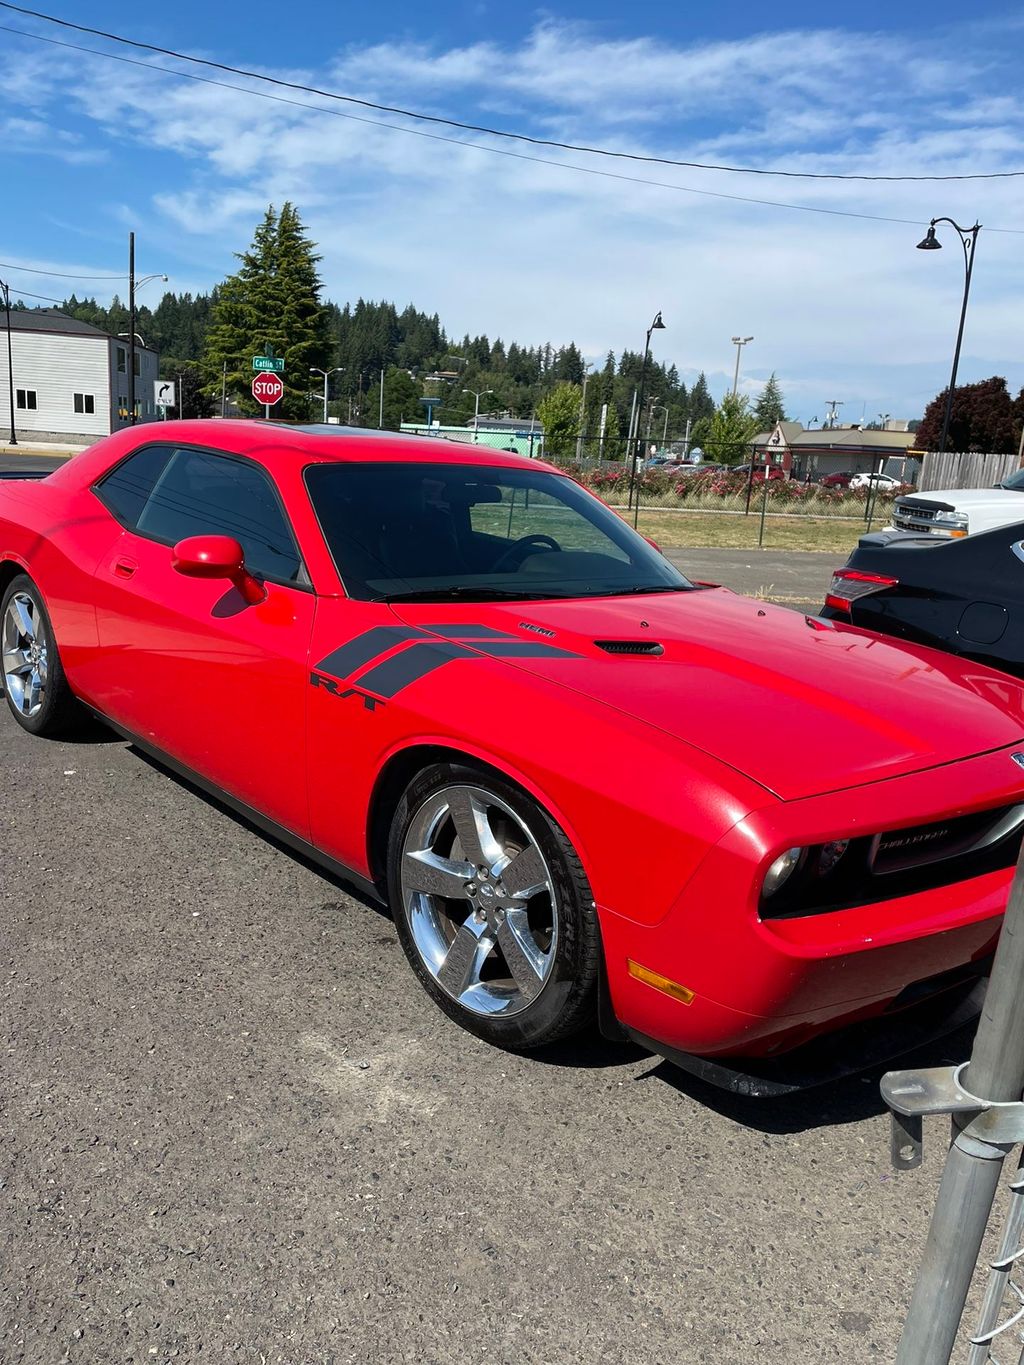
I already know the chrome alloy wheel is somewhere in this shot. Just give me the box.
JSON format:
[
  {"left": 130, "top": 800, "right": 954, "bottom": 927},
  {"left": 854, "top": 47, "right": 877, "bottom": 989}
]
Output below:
[
  {"left": 2, "top": 591, "right": 48, "bottom": 719},
  {"left": 399, "top": 784, "right": 558, "bottom": 1018}
]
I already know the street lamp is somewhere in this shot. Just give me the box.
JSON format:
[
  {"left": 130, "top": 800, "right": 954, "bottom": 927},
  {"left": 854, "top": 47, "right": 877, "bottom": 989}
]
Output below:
[
  {"left": 462, "top": 388, "right": 494, "bottom": 442},
  {"left": 310, "top": 367, "right": 344, "bottom": 423},
  {"left": 0, "top": 276, "right": 16, "bottom": 445},
  {"left": 916, "top": 217, "right": 982, "bottom": 454},
  {"left": 731, "top": 336, "right": 753, "bottom": 397},
  {"left": 629, "top": 311, "right": 665, "bottom": 526},
  {"left": 651, "top": 404, "right": 670, "bottom": 445}
]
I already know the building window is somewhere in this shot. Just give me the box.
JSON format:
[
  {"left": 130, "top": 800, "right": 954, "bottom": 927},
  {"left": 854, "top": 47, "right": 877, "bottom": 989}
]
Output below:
[
  {"left": 73, "top": 394, "right": 95, "bottom": 415},
  {"left": 133, "top": 352, "right": 141, "bottom": 377},
  {"left": 16, "top": 390, "right": 37, "bottom": 410},
  {"left": 117, "top": 347, "right": 127, "bottom": 373}
]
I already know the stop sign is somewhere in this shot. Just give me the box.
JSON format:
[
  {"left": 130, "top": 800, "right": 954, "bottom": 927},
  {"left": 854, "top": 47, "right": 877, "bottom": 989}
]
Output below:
[{"left": 252, "top": 372, "right": 284, "bottom": 406}]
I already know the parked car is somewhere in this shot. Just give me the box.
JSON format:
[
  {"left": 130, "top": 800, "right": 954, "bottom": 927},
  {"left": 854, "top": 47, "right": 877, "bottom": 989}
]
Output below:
[
  {"left": 734, "top": 464, "right": 786, "bottom": 481},
  {"left": 4, "top": 421, "right": 1024, "bottom": 1093},
  {"left": 850, "top": 471, "right": 903, "bottom": 492},
  {"left": 819, "top": 471, "right": 854, "bottom": 488},
  {"left": 892, "top": 467, "right": 1024, "bottom": 539},
  {"left": 821, "top": 521, "right": 1024, "bottom": 678}
]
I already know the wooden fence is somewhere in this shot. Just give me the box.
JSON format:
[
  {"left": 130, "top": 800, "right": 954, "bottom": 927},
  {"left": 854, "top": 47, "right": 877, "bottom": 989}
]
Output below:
[{"left": 917, "top": 450, "right": 1021, "bottom": 492}]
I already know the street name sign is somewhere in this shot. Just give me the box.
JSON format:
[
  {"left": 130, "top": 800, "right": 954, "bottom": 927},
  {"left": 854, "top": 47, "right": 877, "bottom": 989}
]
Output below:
[{"left": 252, "top": 354, "right": 285, "bottom": 373}]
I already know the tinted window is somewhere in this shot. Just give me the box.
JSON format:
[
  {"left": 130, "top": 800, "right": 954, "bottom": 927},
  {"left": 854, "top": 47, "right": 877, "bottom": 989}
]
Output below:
[
  {"left": 95, "top": 444, "right": 174, "bottom": 527},
  {"left": 304, "top": 461, "right": 691, "bottom": 602},
  {"left": 1002, "top": 470, "right": 1024, "bottom": 491},
  {"left": 132, "top": 447, "right": 303, "bottom": 584}
]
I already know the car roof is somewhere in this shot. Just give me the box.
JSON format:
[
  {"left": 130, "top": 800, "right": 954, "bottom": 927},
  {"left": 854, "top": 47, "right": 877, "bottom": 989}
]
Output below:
[{"left": 51, "top": 418, "right": 560, "bottom": 488}]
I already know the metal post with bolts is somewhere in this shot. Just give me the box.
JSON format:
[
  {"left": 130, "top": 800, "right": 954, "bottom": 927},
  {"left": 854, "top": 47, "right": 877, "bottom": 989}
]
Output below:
[{"left": 886, "top": 836, "right": 1024, "bottom": 1364}]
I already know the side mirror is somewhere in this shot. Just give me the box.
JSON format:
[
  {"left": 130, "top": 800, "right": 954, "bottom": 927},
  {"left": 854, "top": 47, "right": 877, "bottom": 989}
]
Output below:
[
  {"left": 171, "top": 534, "right": 265, "bottom": 605},
  {"left": 643, "top": 535, "right": 663, "bottom": 554}
]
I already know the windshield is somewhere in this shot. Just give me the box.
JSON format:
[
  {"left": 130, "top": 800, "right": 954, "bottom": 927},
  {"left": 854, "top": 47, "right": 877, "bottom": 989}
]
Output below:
[
  {"left": 1001, "top": 470, "right": 1024, "bottom": 491},
  {"left": 304, "top": 461, "right": 693, "bottom": 601}
]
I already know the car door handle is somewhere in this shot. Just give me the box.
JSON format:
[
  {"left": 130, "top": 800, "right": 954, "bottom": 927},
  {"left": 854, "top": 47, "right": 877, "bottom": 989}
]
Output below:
[{"left": 113, "top": 556, "right": 138, "bottom": 579}]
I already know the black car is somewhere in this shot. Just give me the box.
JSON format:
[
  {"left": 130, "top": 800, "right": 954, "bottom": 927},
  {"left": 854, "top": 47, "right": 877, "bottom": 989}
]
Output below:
[{"left": 821, "top": 522, "right": 1024, "bottom": 677}]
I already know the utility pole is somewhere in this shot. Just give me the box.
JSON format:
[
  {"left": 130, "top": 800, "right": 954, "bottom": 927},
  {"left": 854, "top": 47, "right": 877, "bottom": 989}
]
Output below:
[
  {"left": 220, "top": 361, "right": 227, "bottom": 418},
  {"left": 378, "top": 367, "right": 385, "bottom": 428},
  {"left": 731, "top": 335, "right": 753, "bottom": 397},
  {"left": 575, "top": 364, "right": 591, "bottom": 462},
  {"left": 825, "top": 400, "right": 844, "bottom": 429},
  {"left": 128, "top": 231, "right": 136, "bottom": 425},
  {"left": 682, "top": 417, "right": 692, "bottom": 460},
  {"left": 1, "top": 277, "right": 16, "bottom": 446}
]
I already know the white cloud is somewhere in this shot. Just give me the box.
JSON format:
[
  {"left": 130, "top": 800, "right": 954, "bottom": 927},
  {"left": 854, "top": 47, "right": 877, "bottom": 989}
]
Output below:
[{"left": 2, "top": 16, "right": 1024, "bottom": 416}]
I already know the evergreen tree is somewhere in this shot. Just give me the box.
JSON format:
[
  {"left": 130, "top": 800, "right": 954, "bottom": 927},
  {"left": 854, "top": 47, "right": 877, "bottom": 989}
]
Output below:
[
  {"left": 364, "top": 367, "right": 424, "bottom": 431},
  {"left": 753, "top": 373, "right": 787, "bottom": 430},
  {"left": 203, "top": 203, "right": 331, "bottom": 419},
  {"left": 689, "top": 372, "right": 715, "bottom": 426}
]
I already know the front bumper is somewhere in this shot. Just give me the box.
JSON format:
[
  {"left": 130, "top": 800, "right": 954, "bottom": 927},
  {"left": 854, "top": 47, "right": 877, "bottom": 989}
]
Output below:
[{"left": 599, "top": 745, "right": 1024, "bottom": 1069}]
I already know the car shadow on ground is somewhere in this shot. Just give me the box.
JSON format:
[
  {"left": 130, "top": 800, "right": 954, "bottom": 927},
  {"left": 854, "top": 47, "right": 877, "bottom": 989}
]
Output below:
[{"left": 632, "top": 1022, "right": 976, "bottom": 1134}]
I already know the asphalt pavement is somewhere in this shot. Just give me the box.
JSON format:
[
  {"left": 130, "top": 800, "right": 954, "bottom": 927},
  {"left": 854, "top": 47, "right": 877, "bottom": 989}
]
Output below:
[{"left": 0, "top": 704, "right": 981, "bottom": 1365}]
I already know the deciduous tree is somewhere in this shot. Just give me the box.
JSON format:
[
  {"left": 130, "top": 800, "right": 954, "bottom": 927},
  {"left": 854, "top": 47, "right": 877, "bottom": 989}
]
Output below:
[{"left": 916, "top": 376, "right": 1019, "bottom": 454}]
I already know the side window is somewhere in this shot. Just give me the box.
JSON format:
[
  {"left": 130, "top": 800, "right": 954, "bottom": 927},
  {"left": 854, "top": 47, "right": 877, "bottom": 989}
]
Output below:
[
  {"left": 95, "top": 445, "right": 174, "bottom": 528},
  {"left": 117, "top": 347, "right": 127, "bottom": 374},
  {"left": 134, "top": 447, "right": 303, "bottom": 584}
]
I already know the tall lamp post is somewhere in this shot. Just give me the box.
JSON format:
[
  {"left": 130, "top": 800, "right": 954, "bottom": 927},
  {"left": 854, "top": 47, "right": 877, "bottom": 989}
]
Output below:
[
  {"left": 731, "top": 335, "right": 753, "bottom": 397},
  {"left": 0, "top": 276, "right": 16, "bottom": 445},
  {"left": 126, "top": 232, "right": 168, "bottom": 425},
  {"left": 652, "top": 404, "right": 670, "bottom": 446},
  {"left": 463, "top": 388, "right": 494, "bottom": 442},
  {"left": 310, "top": 366, "right": 344, "bottom": 422},
  {"left": 629, "top": 311, "right": 665, "bottom": 527},
  {"left": 916, "top": 217, "right": 981, "bottom": 454}
]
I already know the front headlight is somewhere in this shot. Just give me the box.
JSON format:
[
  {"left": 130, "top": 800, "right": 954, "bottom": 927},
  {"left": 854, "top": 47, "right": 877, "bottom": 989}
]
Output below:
[
  {"left": 763, "top": 847, "right": 804, "bottom": 897},
  {"left": 935, "top": 511, "right": 969, "bottom": 538}
]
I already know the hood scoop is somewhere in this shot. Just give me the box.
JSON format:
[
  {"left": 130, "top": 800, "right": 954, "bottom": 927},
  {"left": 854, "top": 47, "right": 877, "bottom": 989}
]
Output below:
[{"left": 594, "top": 639, "right": 664, "bottom": 656}]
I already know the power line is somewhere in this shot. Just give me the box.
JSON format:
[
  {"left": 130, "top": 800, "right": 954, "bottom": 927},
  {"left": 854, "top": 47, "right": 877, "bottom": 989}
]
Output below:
[
  {"left": 0, "top": 260, "right": 126, "bottom": 280},
  {"left": 4, "top": 23, "right": 1024, "bottom": 236},
  {"left": 2, "top": 286, "right": 68, "bottom": 305},
  {"left": 3, "top": 1, "right": 1024, "bottom": 184}
]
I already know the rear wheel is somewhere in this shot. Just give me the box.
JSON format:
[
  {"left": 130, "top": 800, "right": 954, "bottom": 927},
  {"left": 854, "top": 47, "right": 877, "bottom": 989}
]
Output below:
[
  {"left": 387, "top": 761, "right": 600, "bottom": 1050},
  {"left": 1, "top": 574, "right": 81, "bottom": 736}
]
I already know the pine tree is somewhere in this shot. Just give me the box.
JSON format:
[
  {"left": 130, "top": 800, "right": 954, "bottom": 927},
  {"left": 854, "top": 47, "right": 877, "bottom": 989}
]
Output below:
[
  {"left": 689, "top": 372, "right": 715, "bottom": 426},
  {"left": 753, "top": 373, "right": 787, "bottom": 430},
  {"left": 203, "top": 203, "right": 331, "bottom": 419}
]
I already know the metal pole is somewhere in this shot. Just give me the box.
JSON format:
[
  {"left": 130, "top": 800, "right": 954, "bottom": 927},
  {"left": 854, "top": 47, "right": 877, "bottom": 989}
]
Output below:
[
  {"left": 757, "top": 465, "right": 769, "bottom": 546},
  {"left": 128, "top": 231, "right": 136, "bottom": 426},
  {"left": 221, "top": 361, "right": 227, "bottom": 418},
  {"left": 1, "top": 279, "right": 16, "bottom": 446},
  {"left": 379, "top": 367, "right": 385, "bottom": 429},
  {"left": 322, "top": 372, "right": 329, "bottom": 422},
  {"left": 895, "top": 842, "right": 1024, "bottom": 1364},
  {"left": 662, "top": 408, "right": 669, "bottom": 444},
  {"left": 630, "top": 349, "right": 651, "bottom": 529},
  {"left": 937, "top": 224, "right": 979, "bottom": 455},
  {"left": 682, "top": 417, "right": 691, "bottom": 460},
  {"left": 731, "top": 336, "right": 753, "bottom": 398}
]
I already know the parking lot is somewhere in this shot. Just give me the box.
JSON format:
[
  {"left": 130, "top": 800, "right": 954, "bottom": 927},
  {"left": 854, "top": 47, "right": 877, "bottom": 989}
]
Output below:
[{"left": 1, "top": 697, "right": 974, "bottom": 1364}]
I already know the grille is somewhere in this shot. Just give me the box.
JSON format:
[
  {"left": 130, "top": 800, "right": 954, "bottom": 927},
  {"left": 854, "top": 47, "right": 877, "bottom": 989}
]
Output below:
[
  {"left": 594, "top": 640, "right": 664, "bottom": 656},
  {"left": 893, "top": 497, "right": 955, "bottom": 533},
  {"left": 761, "top": 803, "right": 1024, "bottom": 919}
]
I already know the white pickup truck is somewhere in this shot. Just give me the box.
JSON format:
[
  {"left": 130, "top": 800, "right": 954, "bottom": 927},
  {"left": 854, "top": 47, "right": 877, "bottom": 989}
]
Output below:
[{"left": 892, "top": 467, "right": 1024, "bottom": 538}]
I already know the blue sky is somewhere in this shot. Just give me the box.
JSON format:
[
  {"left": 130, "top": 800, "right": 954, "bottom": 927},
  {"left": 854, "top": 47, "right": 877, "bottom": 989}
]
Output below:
[{"left": 2, "top": 1, "right": 1023, "bottom": 423}]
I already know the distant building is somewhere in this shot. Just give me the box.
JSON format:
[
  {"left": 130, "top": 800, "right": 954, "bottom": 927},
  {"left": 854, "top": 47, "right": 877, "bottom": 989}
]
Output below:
[
  {"left": 0, "top": 309, "right": 160, "bottom": 443},
  {"left": 400, "top": 416, "right": 545, "bottom": 459},
  {"left": 752, "top": 420, "right": 919, "bottom": 480}
]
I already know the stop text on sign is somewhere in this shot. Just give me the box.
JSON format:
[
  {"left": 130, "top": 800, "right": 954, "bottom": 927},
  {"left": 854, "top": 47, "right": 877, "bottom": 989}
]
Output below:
[{"left": 252, "top": 373, "right": 284, "bottom": 405}]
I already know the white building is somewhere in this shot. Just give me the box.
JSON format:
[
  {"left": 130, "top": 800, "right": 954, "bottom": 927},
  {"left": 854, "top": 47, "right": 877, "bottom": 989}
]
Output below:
[{"left": 1, "top": 309, "right": 160, "bottom": 442}]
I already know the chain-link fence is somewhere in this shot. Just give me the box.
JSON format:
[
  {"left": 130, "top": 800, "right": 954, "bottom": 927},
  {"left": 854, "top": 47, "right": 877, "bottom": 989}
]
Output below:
[{"left": 549, "top": 442, "right": 908, "bottom": 552}]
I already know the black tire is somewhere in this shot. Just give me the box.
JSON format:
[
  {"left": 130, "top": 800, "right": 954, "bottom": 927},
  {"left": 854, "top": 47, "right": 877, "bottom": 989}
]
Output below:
[
  {"left": 0, "top": 573, "right": 82, "bottom": 737},
  {"left": 387, "top": 760, "right": 601, "bottom": 1050}
]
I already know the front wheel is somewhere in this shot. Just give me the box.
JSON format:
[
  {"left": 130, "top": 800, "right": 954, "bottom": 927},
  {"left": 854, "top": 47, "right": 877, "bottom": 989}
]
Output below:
[
  {"left": 1, "top": 574, "right": 81, "bottom": 736},
  {"left": 387, "top": 762, "right": 600, "bottom": 1050}
]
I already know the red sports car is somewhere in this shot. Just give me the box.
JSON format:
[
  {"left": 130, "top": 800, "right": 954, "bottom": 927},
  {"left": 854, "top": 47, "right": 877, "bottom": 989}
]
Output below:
[{"left": 3, "top": 421, "right": 1023, "bottom": 1093}]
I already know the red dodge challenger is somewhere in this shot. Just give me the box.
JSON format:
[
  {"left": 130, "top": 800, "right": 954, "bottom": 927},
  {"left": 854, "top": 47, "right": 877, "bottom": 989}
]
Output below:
[{"left": 3, "top": 421, "right": 1023, "bottom": 1094}]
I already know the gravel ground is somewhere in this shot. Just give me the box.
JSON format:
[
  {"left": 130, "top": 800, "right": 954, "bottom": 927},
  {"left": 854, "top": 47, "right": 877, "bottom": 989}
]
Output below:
[{"left": 0, "top": 704, "right": 980, "bottom": 1365}]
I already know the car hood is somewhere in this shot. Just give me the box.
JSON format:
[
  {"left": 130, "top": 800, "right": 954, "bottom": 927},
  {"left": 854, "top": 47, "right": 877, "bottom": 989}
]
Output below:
[
  {"left": 901, "top": 487, "right": 1024, "bottom": 508},
  {"left": 392, "top": 589, "right": 1024, "bottom": 801}
]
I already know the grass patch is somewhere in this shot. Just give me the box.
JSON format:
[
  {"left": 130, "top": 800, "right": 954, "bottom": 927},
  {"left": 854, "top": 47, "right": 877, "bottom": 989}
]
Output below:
[{"left": 623, "top": 508, "right": 873, "bottom": 553}]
